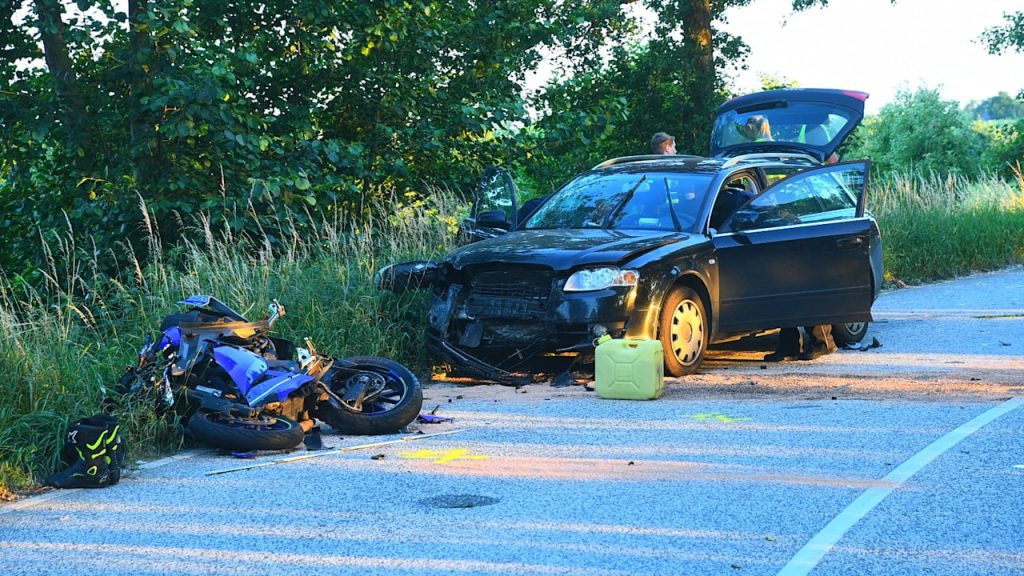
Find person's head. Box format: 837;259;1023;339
742;116;772;141
650;132;676;155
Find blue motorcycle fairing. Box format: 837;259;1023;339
215;346;269;394
160;326;182;348
246;372;314;406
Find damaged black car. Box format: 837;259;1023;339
377;89;884;379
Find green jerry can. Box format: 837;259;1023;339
594;337;665;400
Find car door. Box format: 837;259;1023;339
712;161;875;332
463;166;519;243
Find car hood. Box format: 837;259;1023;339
446;229;697;271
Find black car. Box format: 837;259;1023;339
378;89;883;378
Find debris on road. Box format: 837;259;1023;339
843;337;882;351
418;413;454;424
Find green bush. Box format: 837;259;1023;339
850;88;985;178
978;118;1024;179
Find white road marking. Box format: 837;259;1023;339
777;396;1024;576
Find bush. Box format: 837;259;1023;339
978;118;1024;179
851;88;985;178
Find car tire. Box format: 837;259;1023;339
659;286;708;377
831;322;868;346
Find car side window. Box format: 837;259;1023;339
724;164;864;232
709;172;758;230
762;166;800;186
474;168;517;228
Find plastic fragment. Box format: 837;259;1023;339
418;413;454;424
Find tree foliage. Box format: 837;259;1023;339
981;11;1024;55
522;0;752;194
0;0;630;276
850;88;985;177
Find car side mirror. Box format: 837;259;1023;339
476;210;511;230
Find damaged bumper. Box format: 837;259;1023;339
426;267;636;375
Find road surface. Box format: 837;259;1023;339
2;267;1022;576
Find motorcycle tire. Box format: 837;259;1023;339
186;411;304;451
316;356;423;435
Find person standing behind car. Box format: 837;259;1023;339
651;132;677;155
765;152;841;362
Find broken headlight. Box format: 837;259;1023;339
563;267;639;292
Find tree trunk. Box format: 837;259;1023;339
682;0;714;151
128;0;153;186
33;0;92;157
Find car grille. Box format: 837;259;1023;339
465;268;553;317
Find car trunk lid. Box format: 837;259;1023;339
709;88;868;163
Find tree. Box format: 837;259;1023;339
981;11;1024;55
852;88;985;177
966;92;1024;121
523;0;753;192
0;0;632;276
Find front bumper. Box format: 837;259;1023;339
427;281;636;372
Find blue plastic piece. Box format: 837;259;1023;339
214;346;269;394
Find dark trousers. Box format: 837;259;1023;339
776;325;837;356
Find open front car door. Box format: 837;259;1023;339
712;161;880;333
464;166;519;242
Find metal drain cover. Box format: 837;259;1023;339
421;494;500;509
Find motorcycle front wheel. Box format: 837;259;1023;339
316;356;423;435
187;411;305;451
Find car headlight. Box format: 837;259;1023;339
563;267;639;292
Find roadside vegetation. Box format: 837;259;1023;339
0;192;461;491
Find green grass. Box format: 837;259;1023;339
2;171;1024;492
872;171;1024;284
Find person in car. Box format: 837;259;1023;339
742;116;773;142
650;132;677;155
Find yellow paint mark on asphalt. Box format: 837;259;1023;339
687;412;752;424
400;448;489;464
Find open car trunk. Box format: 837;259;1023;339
710;88;868;163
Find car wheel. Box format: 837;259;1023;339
832;322;868;346
658;286;707;377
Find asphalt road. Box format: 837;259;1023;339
2;268;1022;576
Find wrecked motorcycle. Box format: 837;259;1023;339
117;295;423;450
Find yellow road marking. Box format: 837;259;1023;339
400;448;489;464
687;412;752;423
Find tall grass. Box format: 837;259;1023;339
0;191;463;490
871;169;1024;284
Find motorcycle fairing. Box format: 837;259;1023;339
246;372;314;406
214;346;270;394
160;326;182;348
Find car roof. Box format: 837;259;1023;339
591;153;820;175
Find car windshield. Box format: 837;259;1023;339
523;171;714;232
711;102;853;151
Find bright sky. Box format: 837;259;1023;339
721;0;1024;113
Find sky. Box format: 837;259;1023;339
720;0;1024;114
